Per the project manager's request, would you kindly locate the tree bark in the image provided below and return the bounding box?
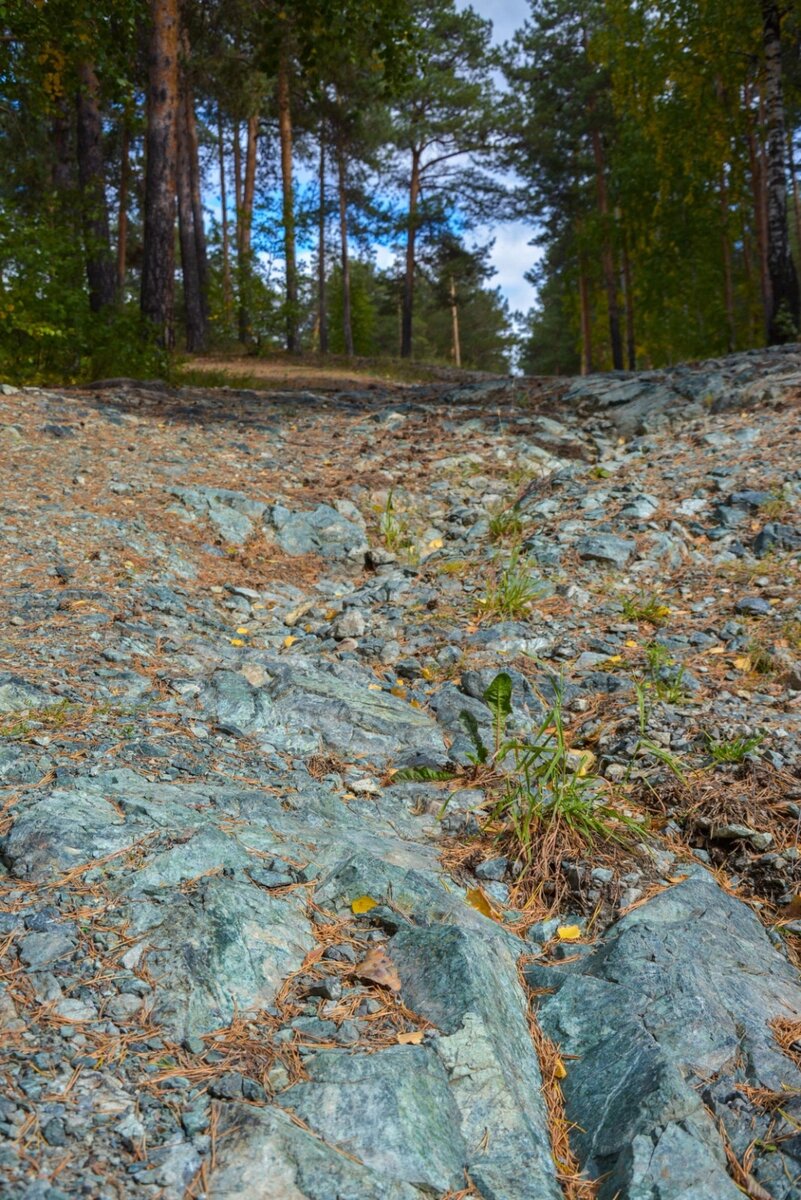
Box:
[621,235,636,369]
[232,120,242,255]
[75,61,117,313]
[238,113,258,345]
[141,0,179,347]
[176,82,205,351]
[745,86,772,335]
[117,114,130,291]
[277,43,298,352]
[761,0,800,343]
[217,110,233,320]
[578,253,593,375]
[401,148,421,359]
[336,135,354,357]
[51,104,73,192]
[449,276,461,367]
[318,127,328,354]
[719,169,736,352]
[182,51,208,326]
[788,131,801,268]
[589,125,623,369]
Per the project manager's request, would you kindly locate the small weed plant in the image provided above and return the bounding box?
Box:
[621,592,670,626]
[705,732,764,764]
[487,506,523,545]
[477,550,543,619]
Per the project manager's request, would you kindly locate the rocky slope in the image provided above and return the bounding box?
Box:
[0,346,800,1200]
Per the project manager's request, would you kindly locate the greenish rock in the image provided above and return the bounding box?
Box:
[207,1104,425,1199]
[0,674,56,714]
[203,658,448,766]
[391,924,561,1200]
[128,876,313,1040]
[169,484,266,545]
[282,1046,466,1194]
[267,502,367,561]
[535,872,801,1199]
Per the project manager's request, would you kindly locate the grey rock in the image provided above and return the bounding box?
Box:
[391,924,561,1200]
[0,674,56,715]
[754,521,801,557]
[735,595,774,616]
[208,1104,424,1198]
[267,502,367,561]
[535,872,801,1198]
[576,534,636,567]
[283,1047,466,1193]
[18,929,75,968]
[169,485,266,545]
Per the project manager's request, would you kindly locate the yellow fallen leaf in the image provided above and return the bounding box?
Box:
[253,603,265,610]
[230,638,245,647]
[706,646,725,655]
[368,683,383,691]
[409,698,422,709]
[428,538,443,550]
[421,667,435,680]
[466,887,498,920]
[236,627,249,635]
[557,925,581,942]
[553,1058,567,1080]
[397,1030,425,1045]
[734,655,751,671]
[351,895,378,914]
[605,654,623,664]
[391,684,407,699]
[624,639,639,648]
[283,635,298,648]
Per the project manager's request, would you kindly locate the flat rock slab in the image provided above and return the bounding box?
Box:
[533,872,801,1199]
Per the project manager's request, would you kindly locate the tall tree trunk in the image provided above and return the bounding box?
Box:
[746,87,772,334]
[51,104,73,192]
[181,45,208,327]
[788,130,801,267]
[336,136,354,357]
[232,120,242,256]
[401,148,421,359]
[117,113,130,290]
[449,276,461,367]
[719,169,736,352]
[761,0,800,342]
[75,61,117,313]
[217,110,233,321]
[583,27,622,370]
[237,114,258,345]
[578,253,593,375]
[590,125,623,369]
[141,0,179,347]
[277,44,298,352]
[176,84,205,351]
[621,235,636,369]
[317,127,328,354]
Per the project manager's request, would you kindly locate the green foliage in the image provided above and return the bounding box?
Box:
[489,679,644,859]
[487,506,523,544]
[476,551,543,619]
[328,263,377,355]
[705,732,764,764]
[620,593,671,626]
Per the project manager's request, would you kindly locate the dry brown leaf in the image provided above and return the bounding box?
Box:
[396,1029,425,1045]
[353,945,401,992]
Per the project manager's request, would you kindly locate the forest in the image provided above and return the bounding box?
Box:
[1,0,801,383]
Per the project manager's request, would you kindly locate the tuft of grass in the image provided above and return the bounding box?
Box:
[378,491,415,557]
[621,592,671,626]
[590,465,612,479]
[783,619,801,651]
[760,486,791,521]
[476,550,543,620]
[487,506,523,545]
[641,642,688,703]
[705,732,764,764]
[746,636,776,675]
[490,682,644,859]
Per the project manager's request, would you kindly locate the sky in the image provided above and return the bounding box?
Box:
[456,0,540,316]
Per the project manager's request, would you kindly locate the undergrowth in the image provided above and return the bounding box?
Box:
[476,550,543,619]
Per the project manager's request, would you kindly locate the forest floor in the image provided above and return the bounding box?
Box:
[178,352,488,393]
[1,348,801,1199]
